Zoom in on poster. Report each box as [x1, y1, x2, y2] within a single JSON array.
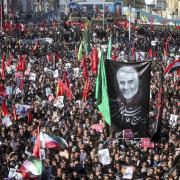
[[53, 96, 64, 108], [123, 129, 134, 139], [15, 104, 31, 117], [106, 61, 151, 137], [45, 87, 52, 97], [169, 114, 178, 127], [29, 73, 36, 81], [2, 116, 12, 128], [91, 124, 103, 132], [122, 166, 134, 179], [98, 148, 111, 165]]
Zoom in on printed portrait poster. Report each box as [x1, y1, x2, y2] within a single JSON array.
[[105, 60, 151, 137]]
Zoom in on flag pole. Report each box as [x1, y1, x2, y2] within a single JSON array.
[[128, 3, 131, 61], [0, 0, 3, 32], [103, 2, 105, 30]]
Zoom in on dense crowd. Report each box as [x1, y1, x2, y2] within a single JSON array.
[[0, 19, 179, 180]]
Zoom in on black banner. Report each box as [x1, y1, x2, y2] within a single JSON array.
[[106, 60, 151, 137]]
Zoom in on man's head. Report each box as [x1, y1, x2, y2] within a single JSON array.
[[116, 66, 139, 101]]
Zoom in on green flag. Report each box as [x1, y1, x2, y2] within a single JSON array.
[[95, 49, 111, 125], [78, 41, 83, 61], [107, 37, 112, 60], [83, 28, 91, 54]]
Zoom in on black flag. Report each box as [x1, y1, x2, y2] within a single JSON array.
[[106, 60, 151, 137]]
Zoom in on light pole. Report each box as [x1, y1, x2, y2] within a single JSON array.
[[103, 2, 105, 30], [0, 0, 4, 32], [128, 1, 132, 61]]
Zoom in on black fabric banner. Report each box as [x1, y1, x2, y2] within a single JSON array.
[[106, 60, 151, 137]]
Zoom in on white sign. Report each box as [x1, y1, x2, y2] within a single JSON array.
[[6, 86, 13, 95], [53, 69, 59, 78], [65, 63, 71, 69], [53, 96, 64, 108], [8, 168, 17, 178], [122, 166, 134, 179], [15, 104, 31, 117], [98, 148, 110, 165], [29, 73, 36, 81], [74, 68, 80, 77], [135, 51, 145, 61], [45, 87, 52, 97], [151, 41, 156, 46], [169, 114, 178, 127], [2, 116, 12, 128]]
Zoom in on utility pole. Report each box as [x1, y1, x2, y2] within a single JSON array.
[[128, 2, 132, 61], [0, 0, 4, 32], [103, 2, 105, 30]]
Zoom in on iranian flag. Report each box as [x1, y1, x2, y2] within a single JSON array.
[[164, 59, 180, 74], [17, 156, 42, 178], [40, 131, 68, 150], [22, 156, 42, 175]]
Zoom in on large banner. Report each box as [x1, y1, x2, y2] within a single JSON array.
[[106, 61, 151, 137]]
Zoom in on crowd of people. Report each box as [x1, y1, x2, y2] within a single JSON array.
[[0, 18, 179, 180]]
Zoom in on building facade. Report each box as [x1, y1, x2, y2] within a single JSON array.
[[166, 0, 180, 19]]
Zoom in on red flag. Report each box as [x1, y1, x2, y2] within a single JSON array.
[[148, 48, 153, 58], [16, 55, 21, 71], [82, 77, 90, 100], [0, 83, 5, 96], [47, 53, 52, 61], [16, 55, 26, 72], [64, 85, 74, 100], [19, 23, 26, 32], [40, 20, 47, 28], [33, 41, 40, 53], [33, 127, 41, 159], [64, 71, 70, 89], [19, 77, 24, 90], [152, 70, 164, 137], [55, 52, 61, 61], [56, 80, 65, 97], [83, 66, 88, 79], [81, 55, 86, 68], [52, 20, 58, 28], [1, 101, 9, 116], [124, 20, 128, 29], [131, 47, 135, 61], [21, 55, 26, 71], [164, 59, 180, 74], [112, 50, 117, 61], [56, 79, 74, 100], [163, 38, 169, 57], [17, 55, 25, 72], [91, 47, 99, 76], [1, 53, 5, 80], [81, 56, 88, 78], [6, 52, 13, 67], [13, 105, 18, 120]]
